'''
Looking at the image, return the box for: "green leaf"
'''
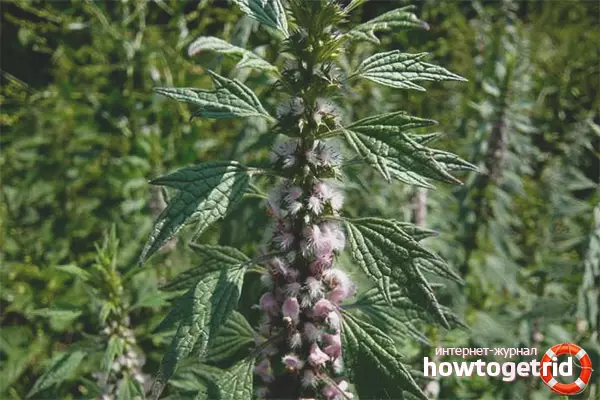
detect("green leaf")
[343,217,457,326]
[163,244,251,292]
[357,51,467,91]
[150,264,246,399]
[52,264,91,281]
[206,311,255,362]
[117,376,144,400]
[345,6,428,44]
[341,310,426,400]
[188,36,277,72]
[28,350,86,397]
[140,161,252,264]
[231,0,288,37]
[342,112,475,186]
[156,70,271,120]
[346,286,465,344]
[215,358,255,400]
[101,336,124,381]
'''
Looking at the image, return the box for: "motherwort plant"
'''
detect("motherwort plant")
[140,1,474,399]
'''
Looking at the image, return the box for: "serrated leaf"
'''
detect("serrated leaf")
[206,311,255,362]
[188,37,277,72]
[215,358,255,400]
[342,112,474,186]
[344,218,457,326]
[345,6,428,44]
[163,244,251,292]
[231,0,288,36]
[341,310,426,400]
[140,161,251,264]
[156,70,271,120]
[150,264,246,399]
[101,336,124,383]
[28,350,86,397]
[357,51,467,91]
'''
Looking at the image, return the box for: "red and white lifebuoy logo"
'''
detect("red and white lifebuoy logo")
[540,343,594,395]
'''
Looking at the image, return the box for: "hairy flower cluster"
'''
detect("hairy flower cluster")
[255,124,355,398]
[94,317,148,400]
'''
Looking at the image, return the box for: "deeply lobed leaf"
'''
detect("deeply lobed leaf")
[156,70,271,120]
[357,51,467,91]
[188,37,277,72]
[345,6,429,44]
[231,0,288,37]
[139,161,252,264]
[343,217,459,326]
[150,264,246,399]
[342,112,475,186]
[341,310,426,400]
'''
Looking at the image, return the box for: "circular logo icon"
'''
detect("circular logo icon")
[540,343,593,395]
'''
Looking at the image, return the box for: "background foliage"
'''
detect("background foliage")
[1,0,598,399]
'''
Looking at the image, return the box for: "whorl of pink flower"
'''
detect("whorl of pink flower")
[282,354,304,370]
[323,332,342,359]
[282,297,300,323]
[259,292,279,316]
[312,298,335,318]
[308,343,330,367]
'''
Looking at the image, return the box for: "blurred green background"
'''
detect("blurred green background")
[1,0,598,399]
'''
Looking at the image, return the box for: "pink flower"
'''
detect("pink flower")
[259,292,279,315]
[309,254,333,276]
[285,282,302,297]
[289,331,302,349]
[328,189,344,211]
[287,201,303,215]
[308,343,330,367]
[282,297,300,323]
[302,225,322,255]
[327,311,341,330]
[282,354,304,370]
[324,269,355,304]
[313,299,335,318]
[332,356,344,373]
[320,222,345,251]
[301,369,318,388]
[303,322,321,342]
[285,186,303,202]
[322,380,353,400]
[308,195,324,215]
[274,231,294,250]
[254,359,273,383]
[323,333,342,359]
[306,277,323,299]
